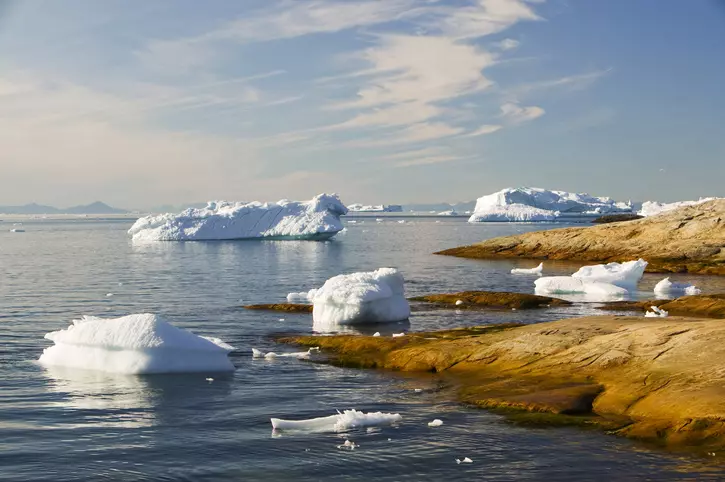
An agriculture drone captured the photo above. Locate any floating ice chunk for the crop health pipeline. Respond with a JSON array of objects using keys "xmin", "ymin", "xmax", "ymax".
[
  {"xmin": 128, "ymin": 193, "xmax": 347, "ymax": 242},
  {"xmin": 10, "ymin": 228, "xmax": 25, "ymax": 232},
  {"xmin": 270, "ymin": 409, "xmax": 402, "ymax": 433},
  {"xmin": 106, "ymin": 293, "xmax": 114, "ymax": 297},
  {"xmin": 398, "ymin": 220, "xmax": 406, "ymax": 224},
  {"xmin": 653, "ymin": 277, "xmax": 702, "ymax": 296},
  {"xmin": 437, "ymin": 210, "xmax": 458, "ymax": 216},
  {"xmin": 337, "ymin": 439, "xmax": 358, "ymax": 450},
  {"xmin": 37, "ymin": 314, "xmax": 235, "ymax": 374},
  {"xmin": 373, "ymin": 332, "xmax": 381, "ymax": 337},
  {"xmin": 414, "ymin": 388, "xmax": 423, "ymax": 393},
  {"xmin": 252, "ymin": 347, "xmax": 318, "ymax": 360},
  {"xmin": 206, "ymin": 377, "xmax": 214, "ymax": 382},
  {"xmin": 428, "ymin": 419, "xmax": 443, "ymax": 427},
  {"xmin": 456, "ymin": 457, "xmax": 473, "ymax": 464},
  {"xmin": 469, "ymin": 204, "xmax": 560, "ymax": 222},
  {"xmin": 638, "ymin": 198, "xmax": 718, "ymax": 217},
  {"xmin": 304, "ymin": 268, "xmax": 410, "ymax": 325},
  {"xmin": 286, "ymin": 289, "xmax": 317, "ymax": 303},
  {"xmin": 511, "ymin": 262, "xmax": 544, "ymax": 275},
  {"xmin": 645, "ymin": 306, "xmax": 669, "ymax": 318},
  {"xmin": 535, "ymin": 277, "xmax": 628, "ymax": 301},
  {"xmin": 455, "ymin": 300, "xmax": 464, "ymax": 306},
  {"xmin": 392, "ymin": 333, "xmax": 405, "ymax": 338},
  {"xmin": 571, "ymin": 259, "xmax": 647, "ymax": 289}
]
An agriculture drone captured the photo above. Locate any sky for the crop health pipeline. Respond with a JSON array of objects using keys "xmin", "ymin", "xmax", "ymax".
[{"xmin": 0, "ymin": 0, "xmax": 724, "ymax": 209}]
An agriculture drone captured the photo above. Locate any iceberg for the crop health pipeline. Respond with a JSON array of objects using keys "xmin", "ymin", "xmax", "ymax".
[
  {"xmin": 571, "ymin": 259, "xmax": 647, "ymax": 289},
  {"xmin": 638, "ymin": 198, "xmax": 718, "ymax": 217},
  {"xmin": 270, "ymin": 409, "xmax": 402, "ymax": 433},
  {"xmin": 653, "ymin": 277, "xmax": 702, "ymax": 296},
  {"xmin": 534, "ymin": 277, "xmax": 628, "ymax": 301},
  {"xmin": 289, "ymin": 268, "xmax": 411, "ymax": 325},
  {"xmin": 38, "ymin": 314, "xmax": 235, "ymax": 374},
  {"xmin": 347, "ymin": 204, "xmax": 403, "ymax": 213},
  {"xmin": 128, "ymin": 193, "xmax": 347, "ymax": 242},
  {"xmin": 437, "ymin": 210, "xmax": 458, "ymax": 216},
  {"xmin": 511, "ymin": 262, "xmax": 544, "ymax": 275},
  {"xmin": 468, "ymin": 187, "xmax": 632, "ymax": 223}
]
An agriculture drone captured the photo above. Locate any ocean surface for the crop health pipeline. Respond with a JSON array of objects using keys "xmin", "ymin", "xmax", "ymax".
[{"xmin": 2, "ymin": 216, "xmax": 725, "ymax": 481}]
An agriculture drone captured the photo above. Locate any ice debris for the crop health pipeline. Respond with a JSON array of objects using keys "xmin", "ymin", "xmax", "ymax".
[
  {"xmin": 252, "ymin": 347, "xmax": 318, "ymax": 360},
  {"xmin": 428, "ymin": 419, "xmax": 444, "ymax": 427},
  {"xmin": 392, "ymin": 333, "xmax": 405, "ymax": 338},
  {"xmin": 654, "ymin": 278, "xmax": 701, "ymax": 296},
  {"xmin": 128, "ymin": 193, "xmax": 347, "ymax": 242},
  {"xmin": 336, "ymin": 440, "xmax": 358, "ymax": 450},
  {"xmin": 37, "ymin": 314, "xmax": 235, "ymax": 374},
  {"xmin": 373, "ymin": 332, "xmax": 381, "ymax": 337},
  {"xmin": 270, "ymin": 409, "xmax": 402, "ymax": 433},
  {"xmin": 456, "ymin": 457, "xmax": 473, "ymax": 464},
  {"xmin": 511, "ymin": 262, "xmax": 544, "ymax": 275},
  {"xmin": 455, "ymin": 300, "xmax": 464, "ymax": 306},
  {"xmin": 645, "ymin": 306, "xmax": 669, "ymax": 318}
]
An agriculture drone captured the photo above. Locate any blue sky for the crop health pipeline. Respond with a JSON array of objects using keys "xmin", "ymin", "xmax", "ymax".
[{"xmin": 0, "ymin": 0, "xmax": 723, "ymax": 208}]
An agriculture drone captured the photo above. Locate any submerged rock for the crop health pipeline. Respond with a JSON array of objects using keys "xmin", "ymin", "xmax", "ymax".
[
  {"xmin": 243, "ymin": 303, "xmax": 313, "ymax": 313},
  {"xmin": 436, "ymin": 200, "xmax": 725, "ymax": 275},
  {"xmin": 409, "ymin": 291, "xmax": 570, "ymax": 310}
]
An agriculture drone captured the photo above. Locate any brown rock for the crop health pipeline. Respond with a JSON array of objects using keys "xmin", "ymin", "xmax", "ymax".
[
  {"xmin": 409, "ymin": 291, "xmax": 570, "ymax": 309},
  {"xmin": 243, "ymin": 303, "xmax": 312, "ymax": 313},
  {"xmin": 598, "ymin": 294, "xmax": 725, "ymax": 319},
  {"xmin": 436, "ymin": 200, "xmax": 725, "ymax": 275}
]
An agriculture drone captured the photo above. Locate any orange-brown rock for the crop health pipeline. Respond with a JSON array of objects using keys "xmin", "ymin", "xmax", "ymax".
[
  {"xmin": 281, "ymin": 315, "xmax": 725, "ymax": 452},
  {"xmin": 599, "ymin": 294, "xmax": 725, "ymax": 319},
  {"xmin": 436, "ymin": 200, "xmax": 725, "ymax": 275},
  {"xmin": 409, "ymin": 291, "xmax": 570, "ymax": 310},
  {"xmin": 243, "ymin": 303, "xmax": 312, "ymax": 313}
]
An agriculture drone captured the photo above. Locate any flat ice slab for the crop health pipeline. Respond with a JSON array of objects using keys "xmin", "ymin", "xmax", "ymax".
[
  {"xmin": 571, "ymin": 259, "xmax": 647, "ymax": 289},
  {"xmin": 128, "ymin": 193, "xmax": 347, "ymax": 241},
  {"xmin": 270, "ymin": 409, "xmax": 402, "ymax": 433},
  {"xmin": 535, "ymin": 277, "xmax": 628, "ymax": 301},
  {"xmin": 511, "ymin": 262, "xmax": 544, "ymax": 275},
  {"xmin": 38, "ymin": 314, "xmax": 235, "ymax": 374}
]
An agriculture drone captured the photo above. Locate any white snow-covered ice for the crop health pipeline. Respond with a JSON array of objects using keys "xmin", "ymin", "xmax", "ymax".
[
  {"xmin": 38, "ymin": 314, "xmax": 235, "ymax": 374},
  {"xmin": 270, "ymin": 409, "xmax": 402, "ymax": 433},
  {"xmin": 290, "ymin": 268, "xmax": 411, "ymax": 326},
  {"xmin": 428, "ymin": 419, "xmax": 444, "ymax": 427},
  {"xmin": 252, "ymin": 347, "xmax": 318, "ymax": 360},
  {"xmin": 645, "ymin": 306, "xmax": 669, "ymax": 318},
  {"xmin": 511, "ymin": 262, "xmax": 544, "ymax": 275},
  {"xmin": 638, "ymin": 198, "xmax": 718, "ymax": 217},
  {"xmin": 571, "ymin": 259, "xmax": 647, "ymax": 289},
  {"xmin": 468, "ymin": 187, "xmax": 632, "ymax": 223},
  {"xmin": 653, "ymin": 277, "xmax": 702, "ymax": 296},
  {"xmin": 128, "ymin": 193, "xmax": 347, "ymax": 242},
  {"xmin": 534, "ymin": 277, "xmax": 628, "ymax": 301}
]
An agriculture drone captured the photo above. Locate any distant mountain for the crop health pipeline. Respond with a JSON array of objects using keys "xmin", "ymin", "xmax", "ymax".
[{"xmin": 0, "ymin": 201, "xmax": 128, "ymax": 215}]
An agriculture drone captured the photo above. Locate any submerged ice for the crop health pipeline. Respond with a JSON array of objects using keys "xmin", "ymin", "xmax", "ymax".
[
  {"xmin": 270, "ymin": 409, "xmax": 402, "ymax": 433},
  {"xmin": 289, "ymin": 268, "xmax": 410, "ymax": 325},
  {"xmin": 128, "ymin": 193, "xmax": 347, "ymax": 242},
  {"xmin": 38, "ymin": 314, "xmax": 235, "ymax": 374}
]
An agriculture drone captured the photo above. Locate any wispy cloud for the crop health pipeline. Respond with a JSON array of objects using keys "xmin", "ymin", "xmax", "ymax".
[
  {"xmin": 500, "ymin": 102, "xmax": 545, "ymax": 124},
  {"xmin": 462, "ymin": 124, "xmax": 502, "ymax": 137}
]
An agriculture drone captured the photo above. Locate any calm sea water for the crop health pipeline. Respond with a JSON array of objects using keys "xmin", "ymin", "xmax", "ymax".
[{"xmin": 2, "ymin": 216, "xmax": 725, "ymax": 481}]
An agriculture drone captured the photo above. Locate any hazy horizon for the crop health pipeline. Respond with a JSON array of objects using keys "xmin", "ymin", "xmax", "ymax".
[{"xmin": 1, "ymin": 0, "xmax": 724, "ymax": 207}]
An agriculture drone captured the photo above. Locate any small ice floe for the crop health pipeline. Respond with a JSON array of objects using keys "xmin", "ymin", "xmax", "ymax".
[
  {"xmin": 456, "ymin": 457, "xmax": 473, "ymax": 464},
  {"xmin": 106, "ymin": 293, "xmax": 114, "ymax": 297},
  {"xmin": 373, "ymin": 332, "xmax": 381, "ymax": 337},
  {"xmin": 337, "ymin": 439, "xmax": 358, "ymax": 450},
  {"xmin": 535, "ymin": 277, "xmax": 628, "ymax": 302},
  {"xmin": 348, "ymin": 220, "xmax": 358, "ymax": 224},
  {"xmin": 270, "ymin": 409, "xmax": 402, "ymax": 433},
  {"xmin": 455, "ymin": 300, "xmax": 464, "ymax": 306},
  {"xmin": 366, "ymin": 427, "xmax": 381, "ymax": 433},
  {"xmin": 428, "ymin": 419, "xmax": 443, "ymax": 427},
  {"xmin": 392, "ymin": 333, "xmax": 405, "ymax": 338},
  {"xmin": 398, "ymin": 220, "xmax": 406, "ymax": 224},
  {"xmin": 252, "ymin": 347, "xmax": 318, "ymax": 360},
  {"xmin": 278, "ymin": 318, "xmax": 285, "ymax": 322},
  {"xmin": 654, "ymin": 277, "xmax": 702, "ymax": 296},
  {"xmin": 511, "ymin": 262, "xmax": 544, "ymax": 275},
  {"xmin": 206, "ymin": 377, "xmax": 214, "ymax": 382},
  {"xmin": 37, "ymin": 314, "xmax": 235, "ymax": 374},
  {"xmin": 414, "ymin": 388, "xmax": 423, "ymax": 393},
  {"xmin": 10, "ymin": 229, "xmax": 25, "ymax": 233},
  {"xmin": 376, "ymin": 218, "xmax": 383, "ymax": 222},
  {"xmin": 645, "ymin": 306, "xmax": 669, "ymax": 318}
]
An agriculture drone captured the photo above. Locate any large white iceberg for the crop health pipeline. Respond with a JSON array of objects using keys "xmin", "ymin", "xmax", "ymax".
[
  {"xmin": 534, "ymin": 277, "xmax": 628, "ymax": 300},
  {"xmin": 129, "ymin": 193, "xmax": 347, "ymax": 242},
  {"xmin": 38, "ymin": 314, "xmax": 235, "ymax": 374},
  {"xmin": 468, "ymin": 187, "xmax": 632, "ymax": 223},
  {"xmin": 638, "ymin": 198, "xmax": 718, "ymax": 217},
  {"xmin": 571, "ymin": 259, "xmax": 647, "ymax": 289},
  {"xmin": 271, "ymin": 409, "xmax": 402, "ymax": 433},
  {"xmin": 288, "ymin": 268, "xmax": 411, "ymax": 325}
]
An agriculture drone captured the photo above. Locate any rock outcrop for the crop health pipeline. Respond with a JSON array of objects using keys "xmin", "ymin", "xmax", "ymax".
[
  {"xmin": 281, "ymin": 315, "xmax": 725, "ymax": 452},
  {"xmin": 243, "ymin": 303, "xmax": 313, "ymax": 313},
  {"xmin": 437, "ymin": 200, "xmax": 725, "ymax": 275},
  {"xmin": 409, "ymin": 291, "xmax": 570, "ymax": 310},
  {"xmin": 600, "ymin": 294, "xmax": 725, "ymax": 318}
]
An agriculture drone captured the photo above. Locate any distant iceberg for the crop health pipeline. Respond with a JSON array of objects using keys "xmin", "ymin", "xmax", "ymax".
[
  {"xmin": 468, "ymin": 187, "xmax": 632, "ymax": 223},
  {"xmin": 129, "ymin": 193, "xmax": 347, "ymax": 242},
  {"xmin": 288, "ymin": 268, "xmax": 410, "ymax": 326},
  {"xmin": 347, "ymin": 204, "xmax": 403, "ymax": 213},
  {"xmin": 437, "ymin": 210, "xmax": 458, "ymax": 216},
  {"xmin": 38, "ymin": 314, "xmax": 235, "ymax": 374},
  {"xmin": 638, "ymin": 198, "xmax": 718, "ymax": 217}
]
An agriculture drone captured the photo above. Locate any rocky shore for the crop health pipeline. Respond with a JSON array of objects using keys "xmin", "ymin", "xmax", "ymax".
[
  {"xmin": 437, "ymin": 200, "xmax": 725, "ymax": 275},
  {"xmin": 280, "ymin": 314, "xmax": 725, "ymax": 452}
]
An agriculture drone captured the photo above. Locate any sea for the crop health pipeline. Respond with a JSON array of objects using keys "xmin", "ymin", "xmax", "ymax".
[{"xmin": 2, "ymin": 215, "xmax": 725, "ymax": 481}]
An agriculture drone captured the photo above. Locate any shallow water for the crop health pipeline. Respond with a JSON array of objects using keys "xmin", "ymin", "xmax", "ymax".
[{"xmin": 2, "ymin": 217, "xmax": 725, "ymax": 481}]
